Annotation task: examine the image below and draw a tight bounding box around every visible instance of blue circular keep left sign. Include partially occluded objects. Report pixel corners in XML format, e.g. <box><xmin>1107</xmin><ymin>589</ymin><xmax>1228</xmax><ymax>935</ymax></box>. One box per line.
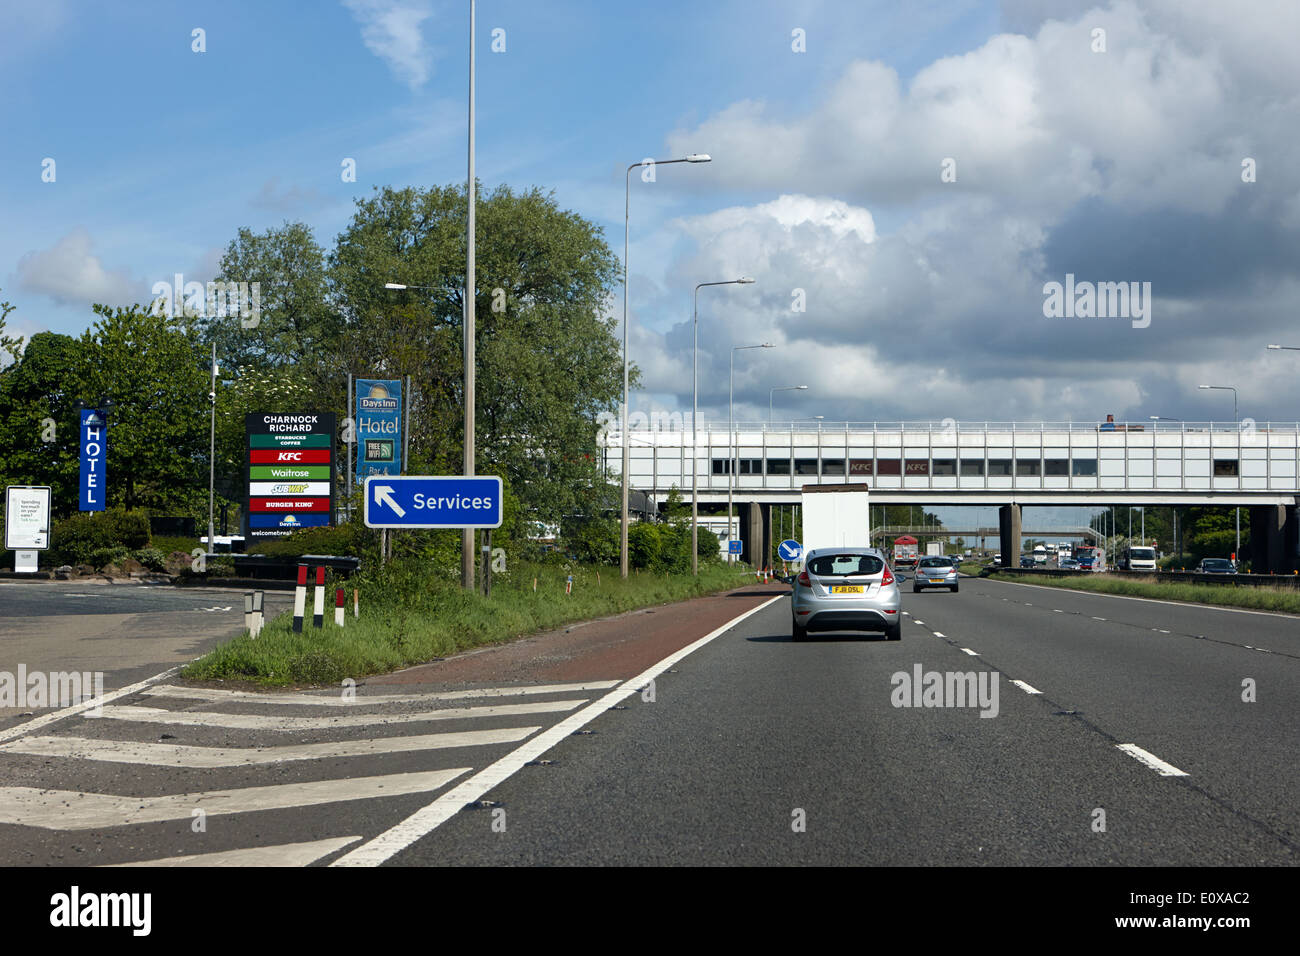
<box><xmin>778</xmin><ymin>539</ymin><xmax>802</xmax><ymax>560</ymax></box>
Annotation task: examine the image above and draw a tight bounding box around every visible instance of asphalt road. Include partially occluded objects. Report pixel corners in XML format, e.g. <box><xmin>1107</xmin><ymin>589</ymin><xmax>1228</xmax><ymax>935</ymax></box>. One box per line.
<box><xmin>0</xmin><ymin>581</ymin><xmax>294</xmax><ymax>727</ymax></box>
<box><xmin>0</xmin><ymin>576</ymin><xmax>1295</xmax><ymax>867</ymax></box>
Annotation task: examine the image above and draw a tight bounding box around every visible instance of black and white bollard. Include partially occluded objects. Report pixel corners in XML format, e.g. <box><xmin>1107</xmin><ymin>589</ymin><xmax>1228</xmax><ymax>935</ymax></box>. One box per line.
<box><xmin>312</xmin><ymin>566</ymin><xmax>325</xmax><ymax>628</ymax></box>
<box><xmin>244</xmin><ymin>592</ymin><xmax>254</xmax><ymax>635</ymax></box>
<box><xmin>292</xmin><ymin>564</ymin><xmax>307</xmax><ymax>632</ymax></box>
<box><xmin>252</xmin><ymin>590</ymin><xmax>264</xmax><ymax>638</ymax></box>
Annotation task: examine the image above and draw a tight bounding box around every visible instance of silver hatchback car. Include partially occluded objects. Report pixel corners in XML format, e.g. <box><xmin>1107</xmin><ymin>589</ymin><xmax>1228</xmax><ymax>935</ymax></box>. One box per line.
<box><xmin>791</xmin><ymin>547</ymin><xmax>902</xmax><ymax>641</ymax></box>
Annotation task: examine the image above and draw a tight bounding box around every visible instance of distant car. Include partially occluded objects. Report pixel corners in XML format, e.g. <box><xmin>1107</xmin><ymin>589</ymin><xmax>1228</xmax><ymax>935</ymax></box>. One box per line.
<box><xmin>914</xmin><ymin>556</ymin><xmax>959</xmax><ymax>593</ymax></box>
<box><xmin>1059</xmin><ymin>557</ymin><xmax>1080</xmax><ymax>571</ymax></box>
<box><xmin>1019</xmin><ymin>555</ymin><xmax>1035</xmax><ymax>568</ymax></box>
<box><xmin>1196</xmin><ymin>558</ymin><xmax>1237</xmax><ymax>574</ymax></box>
<box><xmin>992</xmin><ymin>553</ymin><xmax>1002</xmax><ymax>564</ymax></box>
<box><xmin>791</xmin><ymin>547</ymin><xmax>902</xmax><ymax>642</ymax></box>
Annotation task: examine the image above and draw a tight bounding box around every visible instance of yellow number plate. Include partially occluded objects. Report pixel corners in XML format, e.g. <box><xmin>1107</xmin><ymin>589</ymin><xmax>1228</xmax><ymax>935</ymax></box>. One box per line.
<box><xmin>829</xmin><ymin>585</ymin><xmax>864</xmax><ymax>594</ymax></box>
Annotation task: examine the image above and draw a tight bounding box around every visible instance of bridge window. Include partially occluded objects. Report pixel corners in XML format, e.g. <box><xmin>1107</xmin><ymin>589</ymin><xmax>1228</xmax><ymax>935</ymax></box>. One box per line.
<box><xmin>767</xmin><ymin>457</ymin><xmax>791</xmax><ymax>475</ymax></box>
<box><xmin>711</xmin><ymin>459</ymin><xmax>731</xmax><ymax>475</ymax></box>
<box><xmin>989</xmin><ymin>459</ymin><xmax>1013</xmax><ymax>476</ymax></box>
<box><xmin>960</xmin><ymin>459</ymin><xmax>984</xmax><ymax>476</ymax></box>
<box><xmin>1071</xmin><ymin>458</ymin><xmax>1097</xmax><ymax>476</ymax></box>
<box><xmin>822</xmin><ymin>458</ymin><xmax>845</xmax><ymax>475</ymax></box>
<box><xmin>876</xmin><ymin>458</ymin><xmax>901</xmax><ymax>476</ymax></box>
<box><xmin>933</xmin><ymin>459</ymin><xmax>957</xmax><ymax>476</ymax></box>
<box><xmin>1016</xmin><ymin>459</ymin><xmax>1041</xmax><ymax>476</ymax></box>
<box><xmin>795</xmin><ymin>458</ymin><xmax>819</xmax><ymax>475</ymax></box>
<box><xmin>1213</xmin><ymin>459</ymin><xmax>1239</xmax><ymax>476</ymax></box>
<box><xmin>739</xmin><ymin>458</ymin><xmax>762</xmax><ymax>475</ymax></box>
<box><xmin>1045</xmin><ymin>459</ymin><xmax>1069</xmax><ymax>476</ymax></box>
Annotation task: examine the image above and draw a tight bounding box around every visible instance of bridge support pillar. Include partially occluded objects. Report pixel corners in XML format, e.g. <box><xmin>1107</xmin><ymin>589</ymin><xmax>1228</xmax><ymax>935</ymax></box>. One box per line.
<box><xmin>743</xmin><ymin>501</ymin><xmax>766</xmax><ymax>567</ymax></box>
<box><xmin>998</xmin><ymin>504</ymin><xmax>1021</xmax><ymax>568</ymax></box>
<box><xmin>1249</xmin><ymin>504</ymin><xmax>1288</xmax><ymax>574</ymax></box>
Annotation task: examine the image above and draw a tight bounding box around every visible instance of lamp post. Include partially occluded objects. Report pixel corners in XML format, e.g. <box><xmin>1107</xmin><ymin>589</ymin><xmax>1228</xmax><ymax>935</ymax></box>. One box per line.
<box><xmin>621</xmin><ymin>153</ymin><xmax>712</xmax><ymax>578</ymax></box>
<box><xmin>769</xmin><ymin>384</ymin><xmax>808</xmax><ymax>423</ymax></box>
<box><xmin>465</xmin><ymin>0</ymin><xmax>477</xmax><ymax>590</ymax></box>
<box><xmin>729</xmin><ymin>343</ymin><xmax>774</xmax><ymax>560</ymax></box>
<box><xmin>1199</xmin><ymin>384</ymin><xmax>1239</xmax><ymax>558</ymax></box>
<box><xmin>208</xmin><ymin>343</ymin><xmax>218</xmax><ymax>551</ymax></box>
<box><xmin>691</xmin><ymin>276</ymin><xmax>754</xmax><ymax>575</ymax></box>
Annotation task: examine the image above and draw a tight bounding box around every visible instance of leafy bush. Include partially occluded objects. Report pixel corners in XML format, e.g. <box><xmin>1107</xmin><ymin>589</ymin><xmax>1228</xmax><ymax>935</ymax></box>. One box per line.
<box><xmin>133</xmin><ymin>547</ymin><xmax>167</xmax><ymax>571</ymax></box>
<box><xmin>248</xmin><ymin>523</ymin><xmax>371</xmax><ymax>559</ymax></box>
<box><xmin>88</xmin><ymin>546</ymin><xmax>129</xmax><ymax>570</ymax></box>
<box><xmin>567</xmin><ymin>517</ymin><xmax>618</xmax><ymax>565</ymax></box>
<box><xmin>49</xmin><ymin>509</ymin><xmax>151</xmax><ymax>565</ymax></box>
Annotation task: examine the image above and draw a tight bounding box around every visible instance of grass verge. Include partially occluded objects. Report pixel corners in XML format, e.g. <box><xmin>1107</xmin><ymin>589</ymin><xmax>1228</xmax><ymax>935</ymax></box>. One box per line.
<box><xmin>182</xmin><ymin>560</ymin><xmax>755</xmax><ymax>686</ymax></box>
<box><xmin>994</xmin><ymin>572</ymin><xmax>1300</xmax><ymax>614</ymax></box>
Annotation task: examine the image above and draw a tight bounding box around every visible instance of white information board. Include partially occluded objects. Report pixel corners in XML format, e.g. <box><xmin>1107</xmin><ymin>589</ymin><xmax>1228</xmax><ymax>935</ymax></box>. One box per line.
<box><xmin>5</xmin><ymin>485</ymin><xmax>51</xmax><ymax>551</ymax></box>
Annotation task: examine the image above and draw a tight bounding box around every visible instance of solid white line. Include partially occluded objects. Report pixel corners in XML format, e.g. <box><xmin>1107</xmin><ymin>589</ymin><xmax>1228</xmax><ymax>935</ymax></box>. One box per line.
<box><xmin>1010</xmin><ymin>680</ymin><xmax>1042</xmax><ymax>695</ymax></box>
<box><xmin>94</xmin><ymin>699</ymin><xmax>582</xmax><ymax>731</ymax></box>
<box><xmin>143</xmin><ymin>680</ymin><xmax>620</xmax><ymax>707</ymax></box>
<box><xmin>991</xmin><ymin>578</ymin><xmax>1300</xmax><ymax>621</ymax></box>
<box><xmin>105</xmin><ymin>836</ymin><xmax>362</xmax><ymax>867</ymax></box>
<box><xmin>0</xmin><ymin>726</ymin><xmax>539</xmax><ymax>767</ymax></box>
<box><xmin>960</xmin><ymin>648</ymin><xmax>979</xmax><ymax>656</ymax></box>
<box><xmin>1116</xmin><ymin>743</ymin><xmax>1189</xmax><ymax>777</ymax></box>
<box><xmin>0</xmin><ymin>768</ymin><xmax>470</xmax><ymax>830</ymax></box>
<box><xmin>331</xmin><ymin>593</ymin><xmax>785</xmax><ymax>867</ymax></box>
<box><xmin>0</xmin><ymin>666</ymin><xmax>182</xmax><ymax>745</ymax></box>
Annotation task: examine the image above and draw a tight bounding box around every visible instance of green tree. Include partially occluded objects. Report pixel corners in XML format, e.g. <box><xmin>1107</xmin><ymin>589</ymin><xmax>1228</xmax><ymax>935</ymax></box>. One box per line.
<box><xmin>196</xmin><ymin>222</ymin><xmax>337</xmax><ymax>383</ymax></box>
<box><xmin>0</xmin><ymin>289</ymin><xmax>23</xmax><ymax>367</ymax></box>
<box><xmin>0</xmin><ymin>332</ymin><xmax>89</xmax><ymax>513</ymax></box>
<box><xmin>78</xmin><ymin>304</ymin><xmax>208</xmax><ymax>512</ymax></box>
<box><xmin>329</xmin><ymin>183</ymin><xmax>625</xmax><ymax>524</ymax></box>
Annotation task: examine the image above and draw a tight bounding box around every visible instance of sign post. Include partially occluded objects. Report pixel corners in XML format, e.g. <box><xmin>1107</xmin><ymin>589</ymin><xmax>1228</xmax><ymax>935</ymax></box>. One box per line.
<box><xmin>5</xmin><ymin>485</ymin><xmax>51</xmax><ymax>573</ymax></box>
<box><xmin>79</xmin><ymin>410</ymin><xmax>107</xmax><ymax>512</ymax></box>
<box><xmin>355</xmin><ymin>379</ymin><xmax>403</xmax><ymax>479</ymax></box>
<box><xmin>363</xmin><ymin>476</ymin><xmax>502</xmax><ymax>530</ymax></box>
<box><xmin>245</xmin><ymin>412</ymin><xmax>337</xmax><ymax>541</ymax></box>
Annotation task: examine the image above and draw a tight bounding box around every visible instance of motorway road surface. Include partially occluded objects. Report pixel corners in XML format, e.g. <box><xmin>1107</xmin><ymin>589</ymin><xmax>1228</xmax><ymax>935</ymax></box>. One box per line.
<box><xmin>0</xmin><ymin>576</ymin><xmax>1295</xmax><ymax>866</ymax></box>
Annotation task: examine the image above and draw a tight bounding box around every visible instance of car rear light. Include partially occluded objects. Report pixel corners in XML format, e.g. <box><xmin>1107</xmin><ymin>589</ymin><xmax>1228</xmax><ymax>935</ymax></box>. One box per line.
<box><xmin>881</xmin><ymin>567</ymin><xmax>894</xmax><ymax>586</ymax></box>
<box><xmin>797</xmin><ymin>570</ymin><xmax>811</xmax><ymax>586</ymax></box>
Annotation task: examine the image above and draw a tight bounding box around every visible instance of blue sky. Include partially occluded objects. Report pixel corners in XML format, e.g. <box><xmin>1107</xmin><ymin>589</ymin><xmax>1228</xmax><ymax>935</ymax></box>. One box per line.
<box><xmin>5</xmin><ymin>0</ymin><xmax>1300</xmax><ymax>446</ymax></box>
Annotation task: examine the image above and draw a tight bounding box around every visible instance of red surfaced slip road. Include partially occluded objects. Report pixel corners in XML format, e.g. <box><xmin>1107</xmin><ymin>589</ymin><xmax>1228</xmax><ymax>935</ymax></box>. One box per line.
<box><xmin>365</xmin><ymin>583</ymin><xmax>786</xmax><ymax>687</ymax></box>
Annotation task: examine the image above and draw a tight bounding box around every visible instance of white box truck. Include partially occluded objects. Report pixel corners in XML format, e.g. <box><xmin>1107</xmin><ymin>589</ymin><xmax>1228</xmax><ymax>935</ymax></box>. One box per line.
<box><xmin>799</xmin><ymin>485</ymin><xmax>870</xmax><ymax>562</ymax></box>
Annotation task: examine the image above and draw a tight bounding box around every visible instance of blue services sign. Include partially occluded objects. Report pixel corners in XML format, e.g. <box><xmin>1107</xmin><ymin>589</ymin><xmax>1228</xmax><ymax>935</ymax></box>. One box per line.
<box><xmin>778</xmin><ymin>539</ymin><xmax>802</xmax><ymax>561</ymax></box>
<box><xmin>79</xmin><ymin>409</ymin><xmax>107</xmax><ymax>512</ymax></box>
<box><xmin>356</xmin><ymin>379</ymin><xmax>402</xmax><ymax>479</ymax></box>
<box><xmin>728</xmin><ymin>539</ymin><xmax>743</xmax><ymax>555</ymax></box>
<box><xmin>364</xmin><ymin>475</ymin><xmax>503</xmax><ymax>529</ymax></box>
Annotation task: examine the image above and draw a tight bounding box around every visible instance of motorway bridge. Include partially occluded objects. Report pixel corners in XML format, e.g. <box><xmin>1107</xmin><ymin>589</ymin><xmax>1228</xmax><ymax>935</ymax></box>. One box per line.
<box><xmin>604</xmin><ymin>420</ymin><xmax>1300</xmax><ymax>571</ymax></box>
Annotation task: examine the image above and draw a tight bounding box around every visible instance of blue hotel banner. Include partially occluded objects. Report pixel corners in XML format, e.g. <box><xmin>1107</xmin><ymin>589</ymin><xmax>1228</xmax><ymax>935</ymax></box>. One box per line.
<box><xmin>355</xmin><ymin>379</ymin><xmax>402</xmax><ymax>479</ymax></box>
<box><xmin>79</xmin><ymin>408</ymin><xmax>107</xmax><ymax>511</ymax></box>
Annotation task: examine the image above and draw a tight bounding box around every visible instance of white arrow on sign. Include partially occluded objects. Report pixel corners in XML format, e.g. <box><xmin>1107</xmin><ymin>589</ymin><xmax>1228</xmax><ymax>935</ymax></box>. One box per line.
<box><xmin>374</xmin><ymin>485</ymin><xmax>406</xmax><ymax>518</ymax></box>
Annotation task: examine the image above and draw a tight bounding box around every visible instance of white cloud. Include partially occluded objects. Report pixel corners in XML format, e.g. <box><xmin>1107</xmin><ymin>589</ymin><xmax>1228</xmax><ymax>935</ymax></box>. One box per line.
<box><xmin>342</xmin><ymin>0</ymin><xmax>435</xmax><ymax>89</ymax></box>
<box><xmin>632</xmin><ymin>1</ymin><xmax>1300</xmax><ymax>423</ymax></box>
<box><xmin>14</xmin><ymin>229</ymin><xmax>140</xmax><ymax>308</ymax></box>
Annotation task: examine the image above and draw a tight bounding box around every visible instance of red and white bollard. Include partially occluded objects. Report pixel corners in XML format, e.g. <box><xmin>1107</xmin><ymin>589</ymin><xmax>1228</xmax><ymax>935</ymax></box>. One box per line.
<box><xmin>292</xmin><ymin>565</ymin><xmax>307</xmax><ymax>632</ymax></box>
<box><xmin>353</xmin><ymin>588</ymin><xmax>359</xmax><ymax>618</ymax></box>
<box><xmin>335</xmin><ymin>588</ymin><xmax>345</xmax><ymax>627</ymax></box>
<box><xmin>312</xmin><ymin>566</ymin><xmax>325</xmax><ymax>628</ymax></box>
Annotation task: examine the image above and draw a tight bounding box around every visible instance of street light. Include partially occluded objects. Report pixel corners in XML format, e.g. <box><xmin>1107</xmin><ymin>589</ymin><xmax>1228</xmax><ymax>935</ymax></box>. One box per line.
<box><xmin>1199</xmin><ymin>383</ymin><xmax>1240</xmax><ymax>559</ymax></box>
<box><xmin>621</xmin><ymin>153</ymin><xmax>713</xmax><ymax>579</ymax></box>
<box><xmin>769</xmin><ymin>385</ymin><xmax>808</xmax><ymax>423</ymax></box>
<box><xmin>691</xmin><ymin>276</ymin><xmax>755</xmax><ymax>575</ymax></box>
<box><xmin>207</xmin><ymin>343</ymin><xmax>218</xmax><ymax>552</ymax></box>
<box><xmin>729</xmin><ymin>342</ymin><xmax>774</xmax><ymax>561</ymax></box>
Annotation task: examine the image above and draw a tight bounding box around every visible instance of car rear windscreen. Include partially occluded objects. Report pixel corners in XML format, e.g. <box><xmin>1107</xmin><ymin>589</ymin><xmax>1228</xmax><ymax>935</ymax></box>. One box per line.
<box><xmin>918</xmin><ymin>557</ymin><xmax>952</xmax><ymax>568</ymax></box>
<box><xmin>808</xmin><ymin>554</ymin><xmax>884</xmax><ymax>577</ymax></box>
